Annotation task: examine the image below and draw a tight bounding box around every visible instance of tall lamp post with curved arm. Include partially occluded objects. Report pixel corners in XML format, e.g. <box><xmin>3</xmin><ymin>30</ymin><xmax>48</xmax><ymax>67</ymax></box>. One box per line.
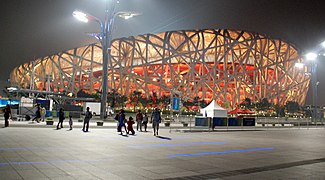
<box><xmin>296</xmin><ymin>42</ymin><xmax>325</xmax><ymax>124</ymax></box>
<box><xmin>73</xmin><ymin>0</ymin><xmax>140</xmax><ymax>119</ymax></box>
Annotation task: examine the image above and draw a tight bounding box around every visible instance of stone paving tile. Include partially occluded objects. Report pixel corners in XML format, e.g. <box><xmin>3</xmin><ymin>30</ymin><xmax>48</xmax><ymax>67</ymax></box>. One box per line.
<box><xmin>164</xmin><ymin>170</ymin><xmax>201</xmax><ymax>178</ymax></box>
<box><xmin>17</xmin><ymin>169</ymin><xmax>49</xmax><ymax>180</ymax></box>
<box><xmin>32</xmin><ymin>163</ymin><xmax>58</xmax><ymax>170</ymax></box>
<box><xmin>0</xmin><ymin>164</ymin><xmax>15</xmax><ymax>171</ymax></box>
<box><xmin>50</xmin><ymin>176</ymin><xmax>76</xmax><ymax>180</ymax></box>
<box><xmin>0</xmin><ymin>128</ymin><xmax>325</xmax><ymax>179</ymax></box>
<box><xmin>38</xmin><ymin>168</ymin><xmax>70</xmax><ymax>178</ymax></box>
<box><xmin>11</xmin><ymin>164</ymin><xmax>38</xmax><ymax>171</ymax></box>
<box><xmin>111</xmin><ymin>170</ymin><xmax>148</xmax><ymax>179</ymax></box>
<box><xmin>90</xmin><ymin>171</ymin><xmax>124</xmax><ymax>180</ymax></box>
<box><xmin>131</xmin><ymin>169</ymin><xmax>170</xmax><ymax>179</ymax></box>
<box><xmin>142</xmin><ymin>165</ymin><xmax>187</xmax><ymax>174</ymax></box>
<box><xmin>0</xmin><ymin>170</ymin><xmax>23</xmax><ymax>180</ymax></box>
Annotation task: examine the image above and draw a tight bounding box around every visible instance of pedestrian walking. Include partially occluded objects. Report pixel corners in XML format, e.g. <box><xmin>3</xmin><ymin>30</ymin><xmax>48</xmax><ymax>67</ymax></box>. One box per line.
<box><xmin>56</xmin><ymin>108</ymin><xmax>65</xmax><ymax>129</ymax></box>
<box><xmin>118</xmin><ymin>109</ymin><xmax>127</xmax><ymax>135</ymax></box>
<box><xmin>32</xmin><ymin>104</ymin><xmax>41</xmax><ymax>123</ymax></box>
<box><xmin>41</xmin><ymin>107</ymin><xmax>46</xmax><ymax>122</ymax></box>
<box><xmin>83</xmin><ymin>107</ymin><xmax>92</xmax><ymax>132</ymax></box>
<box><xmin>136</xmin><ymin>110</ymin><xmax>143</xmax><ymax>131</ymax></box>
<box><xmin>151</xmin><ymin>108</ymin><xmax>161</xmax><ymax>136</ymax></box>
<box><xmin>69</xmin><ymin>115</ymin><xmax>73</xmax><ymax>130</ymax></box>
<box><xmin>127</xmin><ymin>116</ymin><xmax>135</xmax><ymax>135</ymax></box>
<box><xmin>142</xmin><ymin>112</ymin><xmax>148</xmax><ymax>132</ymax></box>
<box><xmin>3</xmin><ymin>104</ymin><xmax>12</xmax><ymax>127</ymax></box>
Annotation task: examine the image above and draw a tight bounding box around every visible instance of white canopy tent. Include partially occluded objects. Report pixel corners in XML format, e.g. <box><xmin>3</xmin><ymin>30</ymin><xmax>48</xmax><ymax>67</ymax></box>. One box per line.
<box><xmin>200</xmin><ymin>100</ymin><xmax>227</xmax><ymax>118</ymax></box>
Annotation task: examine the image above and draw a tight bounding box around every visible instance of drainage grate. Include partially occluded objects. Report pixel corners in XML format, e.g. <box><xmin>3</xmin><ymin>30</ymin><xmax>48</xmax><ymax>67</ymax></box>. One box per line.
<box><xmin>160</xmin><ymin>158</ymin><xmax>325</xmax><ymax>179</ymax></box>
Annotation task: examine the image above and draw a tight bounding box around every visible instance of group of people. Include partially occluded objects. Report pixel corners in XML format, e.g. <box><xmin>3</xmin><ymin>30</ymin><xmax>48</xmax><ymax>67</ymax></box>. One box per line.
<box><xmin>57</xmin><ymin>107</ymin><xmax>91</xmax><ymax>132</ymax></box>
<box><xmin>115</xmin><ymin>108</ymin><xmax>162</xmax><ymax>136</ymax></box>
<box><xmin>32</xmin><ymin>103</ymin><xmax>46</xmax><ymax>123</ymax></box>
<box><xmin>2</xmin><ymin>103</ymin><xmax>46</xmax><ymax>127</ymax></box>
<box><xmin>56</xmin><ymin>108</ymin><xmax>74</xmax><ymax>131</ymax></box>
<box><xmin>3</xmin><ymin>104</ymin><xmax>162</xmax><ymax>136</ymax></box>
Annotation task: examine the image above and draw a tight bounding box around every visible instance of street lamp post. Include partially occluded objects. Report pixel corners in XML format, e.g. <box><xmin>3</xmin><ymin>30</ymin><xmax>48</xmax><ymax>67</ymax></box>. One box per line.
<box><xmin>73</xmin><ymin>1</ymin><xmax>140</xmax><ymax>119</ymax></box>
<box><xmin>305</xmin><ymin>52</ymin><xmax>318</xmax><ymax>123</ymax></box>
<box><xmin>296</xmin><ymin>52</ymin><xmax>319</xmax><ymax>123</ymax></box>
<box><xmin>311</xmin><ymin>61</ymin><xmax>318</xmax><ymax>124</ymax></box>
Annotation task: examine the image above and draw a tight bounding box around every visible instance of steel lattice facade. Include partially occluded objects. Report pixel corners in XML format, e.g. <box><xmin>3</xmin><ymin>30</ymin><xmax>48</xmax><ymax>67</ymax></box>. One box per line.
<box><xmin>10</xmin><ymin>29</ymin><xmax>310</xmax><ymax>107</ymax></box>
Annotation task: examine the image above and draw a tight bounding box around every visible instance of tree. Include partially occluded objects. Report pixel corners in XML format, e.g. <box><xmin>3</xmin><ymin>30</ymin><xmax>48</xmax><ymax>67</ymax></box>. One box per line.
<box><xmin>193</xmin><ymin>96</ymin><xmax>199</xmax><ymax>106</ymax></box>
<box><xmin>240</xmin><ymin>98</ymin><xmax>253</xmax><ymax>109</ymax></box>
<box><xmin>115</xmin><ymin>94</ymin><xmax>128</xmax><ymax>109</ymax></box>
<box><xmin>285</xmin><ymin>101</ymin><xmax>300</xmax><ymax>113</ymax></box>
<box><xmin>129</xmin><ymin>91</ymin><xmax>143</xmax><ymax>111</ymax></box>
<box><xmin>199</xmin><ymin>100</ymin><xmax>208</xmax><ymax>108</ymax></box>
<box><xmin>159</xmin><ymin>95</ymin><xmax>170</xmax><ymax>110</ymax></box>
<box><xmin>107</xmin><ymin>89</ymin><xmax>118</xmax><ymax>108</ymax></box>
<box><xmin>256</xmin><ymin>98</ymin><xmax>271</xmax><ymax>111</ymax></box>
<box><xmin>273</xmin><ymin>103</ymin><xmax>285</xmax><ymax>117</ymax></box>
<box><xmin>152</xmin><ymin>91</ymin><xmax>158</xmax><ymax>105</ymax></box>
<box><xmin>77</xmin><ymin>89</ymin><xmax>95</xmax><ymax>98</ymax></box>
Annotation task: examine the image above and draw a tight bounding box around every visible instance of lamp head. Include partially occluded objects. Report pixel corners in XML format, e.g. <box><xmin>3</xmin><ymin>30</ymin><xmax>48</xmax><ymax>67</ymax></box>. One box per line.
<box><xmin>73</xmin><ymin>10</ymin><xmax>89</xmax><ymax>23</ymax></box>
<box><xmin>117</xmin><ymin>11</ymin><xmax>141</xmax><ymax>20</ymax></box>
<box><xmin>321</xmin><ymin>41</ymin><xmax>325</xmax><ymax>48</ymax></box>
<box><xmin>305</xmin><ymin>52</ymin><xmax>317</xmax><ymax>61</ymax></box>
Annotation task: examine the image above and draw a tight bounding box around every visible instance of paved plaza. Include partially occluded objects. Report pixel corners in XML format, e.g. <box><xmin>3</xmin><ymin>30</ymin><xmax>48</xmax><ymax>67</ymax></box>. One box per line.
<box><xmin>0</xmin><ymin>125</ymin><xmax>324</xmax><ymax>179</ymax></box>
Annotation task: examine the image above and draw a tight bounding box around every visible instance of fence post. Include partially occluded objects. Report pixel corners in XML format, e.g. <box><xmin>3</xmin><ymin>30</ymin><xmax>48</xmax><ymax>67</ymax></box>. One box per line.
<box><xmin>190</xmin><ymin>115</ymin><xmax>192</xmax><ymax>132</ymax></box>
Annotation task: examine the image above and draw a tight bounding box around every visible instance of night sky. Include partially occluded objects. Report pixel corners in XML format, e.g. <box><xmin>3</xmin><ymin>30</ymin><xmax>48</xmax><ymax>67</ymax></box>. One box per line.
<box><xmin>1</xmin><ymin>0</ymin><xmax>325</xmax><ymax>105</ymax></box>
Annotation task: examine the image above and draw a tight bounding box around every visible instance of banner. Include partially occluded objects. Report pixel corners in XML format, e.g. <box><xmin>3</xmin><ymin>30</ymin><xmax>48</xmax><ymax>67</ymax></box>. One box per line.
<box><xmin>173</xmin><ymin>97</ymin><xmax>180</xmax><ymax>110</ymax></box>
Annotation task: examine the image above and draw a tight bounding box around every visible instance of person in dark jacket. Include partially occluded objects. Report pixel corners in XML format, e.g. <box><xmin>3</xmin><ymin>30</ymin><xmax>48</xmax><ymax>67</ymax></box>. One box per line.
<box><xmin>83</xmin><ymin>107</ymin><xmax>92</xmax><ymax>132</ymax></box>
<box><xmin>142</xmin><ymin>113</ymin><xmax>148</xmax><ymax>132</ymax></box>
<box><xmin>4</xmin><ymin>104</ymin><xmax>12</xmax><ymax>127</ymax></box>
<box><xmin>32</xmin><ymin>104</ymin><xmax>41</xmax><ymax>123</ymax></box>
<box><xmin>56</xmin><ymin>108</ymin><xmax>65</xmax><ymax>129</ymax></box>
<box><xmin>127</xmin><ymin>116</ymin><xmax>135</xmax><ymax>135</ymax></box>
<box><xmin>136</xmin><ymin>110</ymin><xmax>143</xmax><ymax>131</ymax></box>
<box><xmin>118</xmin><ymin>109</ymin><xmax>127</xmax><ymax>135</ymax></box>
<box><xmin>151</xmin><ymin>108</ymin><xmax>161</xmax><ymax>136</ymax></box>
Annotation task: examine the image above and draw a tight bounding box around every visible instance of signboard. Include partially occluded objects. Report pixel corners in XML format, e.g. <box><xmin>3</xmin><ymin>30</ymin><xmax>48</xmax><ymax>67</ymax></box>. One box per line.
<box><xmin>173</xmin><ymin>97</ymin><xmax>180</xmax><ymax>110</ymax></box>
<box><xmin>0</xmin><ymin>99</ymin><xmax>19</xmax><ymax>107</ymax></box>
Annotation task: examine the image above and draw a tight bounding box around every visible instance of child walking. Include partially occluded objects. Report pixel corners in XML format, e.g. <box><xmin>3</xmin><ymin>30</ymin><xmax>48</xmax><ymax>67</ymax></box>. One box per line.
<box><xmin>127</xmin><ymin>116</ymin><xmax>135</xmax><ymax>135</ymax></box>
<box><xmin>69</xmin><ymin>115</ymin><xmax>73</xmax><ymax>130</ymax></box>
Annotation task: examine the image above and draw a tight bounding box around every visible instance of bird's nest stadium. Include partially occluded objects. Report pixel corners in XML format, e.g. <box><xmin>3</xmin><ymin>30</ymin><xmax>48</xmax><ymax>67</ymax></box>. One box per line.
<box><xmin>10</xmin><ymin>29</ymin><xmax>310</xmax><ymax>108</ymax></box>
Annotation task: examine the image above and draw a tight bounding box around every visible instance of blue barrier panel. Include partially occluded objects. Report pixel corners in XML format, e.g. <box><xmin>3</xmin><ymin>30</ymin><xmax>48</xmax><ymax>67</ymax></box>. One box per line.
<box><xmin>195</xmin><ymin>117</ymin><xmax>208</xmax><ymax>126</ymax></box>
<box><xmin>213</xmin><ymin>117</ymin><xmax>227</xmax><ymax>126</ymax></box>
<box><xmin>228</xmin><ymin>118</ymin><xmax>239</xmax><ymax>126</ymax></box>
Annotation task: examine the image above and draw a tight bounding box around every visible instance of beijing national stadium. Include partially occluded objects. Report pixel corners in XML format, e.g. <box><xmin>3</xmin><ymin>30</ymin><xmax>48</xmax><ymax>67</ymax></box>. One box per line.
<box><xmin>9</xmin><ymin>29</ymin><xmax>310</xmax><ymax>108</ymax></box>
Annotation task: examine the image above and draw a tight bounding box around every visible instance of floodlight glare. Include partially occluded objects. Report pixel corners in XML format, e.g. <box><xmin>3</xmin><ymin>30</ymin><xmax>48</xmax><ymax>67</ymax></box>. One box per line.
<box><xmin>117</xmin><ymin>12</ymin><xmax>141</xmax><ymax>20</ymax></box>
<box><xmin>321</xmin><ymin>41</ymin><xmax>325</xmax><ymax>48</ymax></box>
<box><xmin>305</xmin><ymin>52</ymin><xmax>317</xmax><ymax>61</ymax></box>
<box><xmin>73</xmin><ymin>11</ymin><xmax>89</xmax><ymax>23</ymax></box>
<box><xmin>295</xmin><ymin>62</ymin><xmax>304</xmax><ymax>69</ymax></box>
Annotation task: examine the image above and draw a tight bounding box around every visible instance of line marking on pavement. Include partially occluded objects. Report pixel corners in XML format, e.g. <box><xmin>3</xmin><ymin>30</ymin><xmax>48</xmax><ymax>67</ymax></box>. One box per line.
<box><xmin>96</xmin><ymin>136</ymin><xmax>188</xmax><ymax>141</ymax></box>
<box><xmin>0</xmin><ymin>159</ymin><xmax>107</xmax><ymax>166</ymax></box>
<box><xmin>129</xmin><ymin>142</ymin><xmax>225</xmax><ymax>148</ymax></box>
<box><xmin>168</xmin><ymin>147</ymin><xmax>274</xmax><ymax>158</ymax></box>
<box><xmin>0</xmin><ymin>147</ymin><xmax>59</xmax><ymax>151</ymax></box>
